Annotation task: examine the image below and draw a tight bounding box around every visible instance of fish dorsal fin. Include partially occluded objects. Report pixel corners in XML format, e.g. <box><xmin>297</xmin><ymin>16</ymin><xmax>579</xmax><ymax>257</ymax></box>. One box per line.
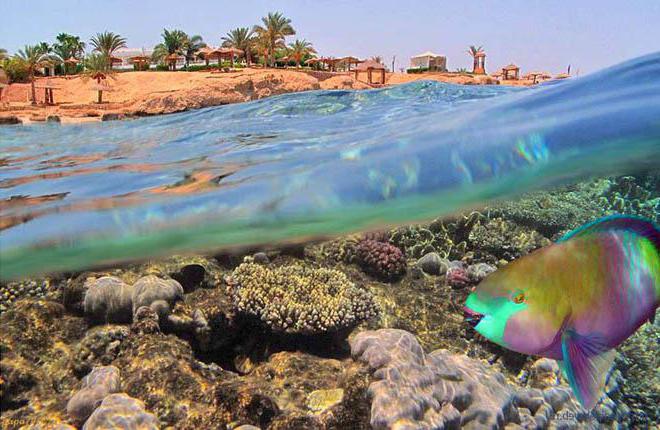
<box><xmin>558</xmin><ymin>215</ymin><xmax>660</xmax><ymax>249</ymax></box>
<box><xmin>560</xmin><ymin>329</ymin><xmax>616</xmax><ymax>410</ymax></box>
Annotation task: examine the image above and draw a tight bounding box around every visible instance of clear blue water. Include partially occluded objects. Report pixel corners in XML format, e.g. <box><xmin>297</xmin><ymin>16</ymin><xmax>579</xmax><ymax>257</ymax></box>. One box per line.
<box><xmin>1</xmin><ymin>53</ymin><xmax>659</xmax><ymax>279</ymax></box>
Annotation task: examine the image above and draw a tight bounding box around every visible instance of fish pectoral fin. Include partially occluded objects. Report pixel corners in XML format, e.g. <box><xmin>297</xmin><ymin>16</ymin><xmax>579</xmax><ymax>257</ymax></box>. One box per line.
<box><xmin>560</xmin><ymin>329</ymin><xmax>616</xmax><ymax>410</ymax></box>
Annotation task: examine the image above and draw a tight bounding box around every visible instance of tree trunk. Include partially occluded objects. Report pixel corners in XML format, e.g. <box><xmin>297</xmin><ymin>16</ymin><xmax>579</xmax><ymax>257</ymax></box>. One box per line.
<box><xmin>30</xmin><ymin>75</ymin><xmax>37</xmax><ymax>105</ymax></box>
<box><xmin>97</xmin><ymin>90</ymin><xmax>103</xmax><ymax>104</ymax></box>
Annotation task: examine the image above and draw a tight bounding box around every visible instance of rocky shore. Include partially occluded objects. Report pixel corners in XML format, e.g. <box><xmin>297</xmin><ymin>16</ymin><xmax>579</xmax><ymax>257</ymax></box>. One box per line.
<box><xmin>1</xmin><ymin>174</ymin><xmax>658</xmax><ymax>429</ymax></box>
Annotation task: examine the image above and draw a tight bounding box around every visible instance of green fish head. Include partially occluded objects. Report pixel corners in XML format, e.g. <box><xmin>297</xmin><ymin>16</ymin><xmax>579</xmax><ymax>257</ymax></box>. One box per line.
<box><xmin>464</xmin><ymin>264</ymin><xmax>560</xmax><ymax>356</ymax></box>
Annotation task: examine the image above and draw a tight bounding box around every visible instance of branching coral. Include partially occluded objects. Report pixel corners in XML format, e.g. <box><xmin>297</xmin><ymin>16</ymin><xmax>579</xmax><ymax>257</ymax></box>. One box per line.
<box><xmin>230</xmin><ymin>262</ymin><xmax>378</xmax><ymax>334</ymax></box>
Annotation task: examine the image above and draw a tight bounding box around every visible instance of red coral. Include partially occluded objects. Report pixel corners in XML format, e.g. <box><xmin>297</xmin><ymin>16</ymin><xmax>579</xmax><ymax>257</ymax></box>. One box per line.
<box><xmin>446</xmin><ymin>264</ymin><xmax>470</xmax><ymax>288</ymax></box>
<box><xmin>356</xmin><ymin>239</ymin><xmax>407</xmax><ymax>281</ymax></box>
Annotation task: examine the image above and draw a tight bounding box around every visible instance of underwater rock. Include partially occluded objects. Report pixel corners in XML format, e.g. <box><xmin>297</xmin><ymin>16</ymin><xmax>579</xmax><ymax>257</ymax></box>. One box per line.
<box><xmin>466</xmin><ymin>262</ymin><xmax>497</xmax><ymax>283</ymax></box>
<box><xmin>113</xmin><ymin>331</ymin><xmax>231</xmax><ymax>427</ymax></box>
<box><xmin>131</xmin><ymin>275</ymin><xmax>184</xmax><ymax>319</ymax></box>
<box><xmin>134</xmin><ymin>255</ymin><xmax>225</xmax><ymax>292</ymax></box>
<box><xmin>252</xmin><ymin>252</ymin><xmax>270</xmax><ymax>265</ymax></box>
<box><xmin>355</xmin><ymin>239</ymin><xmax>407</xmax><ymax>281</ymax></box>
<box><xmin>71</xmin><ymin>325</ymin><xmax>130</xmax><ymax>377</ymax></box>
<box><xmin>229</xmin><ymin>262</ymin><xmax>378</xmax><ymax>335</ymax></box>
<box><xmin>0</xmin><ymin>115</ymin><xmax>21</xmax><ymax>125</ymax></box>
<box><xmin>130</xmin><ymin>306</ymin><xmax>161</xmax><ymax>336</ymax></box>
<box><xmin>416</xmin><ymin>252</ymin><xmax>449</xmax><ymax>276</ymax></box>
<box><xmin>468</xmin><ymin>217</ymin><xmax>550</xmax><ymax>261</ymax></box>
<box><xmin>82</xmin><ymin>393</ymin><xmax>159</xmax><ymax>430</ymax></box>
<box><xmin>528</xmin><ymin>358</ymin><xmax>560</xmax><ymax>389</ymax></box>
<box><xmin>306</xmin><ymin>388</ymin><xmax>345</xmax><ymax>414</ymax></box>
<box><xmin>67</xmin><ymin>365</ymin><xmax>121</xmax><ymax>424</ymax></box>
<box><xmin>83</xmin><ymin>276</ymin><xmax>134</xmax><ymax>324</ymax></box>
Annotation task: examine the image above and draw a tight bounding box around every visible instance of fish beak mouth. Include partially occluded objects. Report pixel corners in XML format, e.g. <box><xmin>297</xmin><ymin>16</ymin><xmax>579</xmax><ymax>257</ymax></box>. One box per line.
<box><xmin>463</xmin><ymin>306</ymin><xmax>484</xmax><ymax>328</ymax></box>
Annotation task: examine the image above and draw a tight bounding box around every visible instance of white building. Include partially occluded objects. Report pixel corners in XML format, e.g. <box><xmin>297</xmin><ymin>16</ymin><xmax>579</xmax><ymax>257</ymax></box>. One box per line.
<box><xmin>410</xmin><ymin>51</ymin><xmax>447</xmax><ymax>72</ymax></box>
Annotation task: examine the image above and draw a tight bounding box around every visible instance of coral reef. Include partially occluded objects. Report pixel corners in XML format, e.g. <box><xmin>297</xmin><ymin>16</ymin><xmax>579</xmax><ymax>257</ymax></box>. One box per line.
<box><xmin>445</xmin><ymin>261</ymin><xmax>471</xmax><ymax>288</ymax></box>
<box><xmin>82</xmin><ymin>393</ymin><xmax>159</xmax><ymax>430</ymax></box>
<box><xmin>355</xmin><ymin>239</ymin><xmax>407</xmax><ymax>281</ymax></box>
<box><xmin>0</xmin><ymin>278</ymin><xmax>61</xmax><ymax>313</ymax></box>
<box><xmin>67</xmin><ymin>366</ymin><xmax>121</xmax><ymax>424</ymax></box>
<box><xmin>83</xmin><ymin>276</ymin><xmax>134</xmax><ymax>324</ymax></box>
<box><xmin>131</xmin><ymin>275</ymin><xmax>184</xmax><ymax>318</ymax></box>
<box><xmin>468</xmin><ymin>217</ymin><xmax>550</xmax><ymax>261</ymax></box>
<box><xmin>416</xmin><ymin>252</ymin><xmax>449</xmax><ymax>276</ymax></box>
<box><xmin>350</xmin><ymin>329</ymin><xmax>614</xmax><ymax>429</ymax></box>
<box><xmin>230</xmin><ymin>262</ymin><xmax>378</xmax><ymax>334</ymax></box>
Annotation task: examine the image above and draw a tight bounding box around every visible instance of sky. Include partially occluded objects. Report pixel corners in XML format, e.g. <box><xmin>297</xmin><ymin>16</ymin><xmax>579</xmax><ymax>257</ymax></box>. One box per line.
<box><xmin>2</xmin><ymin>0</ymin><xmax>659</xmax><ymax>75</ymax></box>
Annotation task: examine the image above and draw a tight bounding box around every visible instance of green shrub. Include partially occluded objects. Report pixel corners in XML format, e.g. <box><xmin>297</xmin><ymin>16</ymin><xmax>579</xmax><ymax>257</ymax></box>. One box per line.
<box><xmin>407</xmin><ymin>67</ymin><xmax>428</xmax><ymax>74</ymax></box>
<box><xmin>155</xmin><ymin>63</ymin><xmax>169</xmax><ymax>71</ymax></box>
<box><xmin>3</xmin><ymin>58</ymin><xmax>30</xmax><ymax>83</ymax></box>
<box><xmin>183</xmin><ymin>64</ymin><xmax>215</xmax><ymax>72</ymax></box>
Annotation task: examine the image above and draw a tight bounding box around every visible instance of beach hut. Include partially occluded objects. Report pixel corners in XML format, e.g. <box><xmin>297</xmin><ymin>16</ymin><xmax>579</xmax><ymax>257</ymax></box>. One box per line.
<box><xmin>410</xmin><ymin>51</ymin><xmax>447</xmax><ymax>72</ymax></box>
<box><xmin>165</xmin><ymin>53</ymin><xmax>182</xmax><ymax>71</ymax></box>
<box><xmin>473</xmin><ymin>52</ymin><xmax>486</xmax><ymax>74</ymax></box>
<box><xmin>501</xmin><ymin>64</ymin><xmax>520</xmax><ymax>80</ymax></box>
<box><xmin>338</xmin><ymin>56</ymin><xmax>362</xmax><ymax>72</ymax></box>
<box><xmin>109</xmin><ymin>56</ymin><xmax>123</xmax><ymax>69</ymax></box>
<box><xmin>129</xmin><ymin>55</ymin><xmax>151</xmax><ymax>71</ymax></box>
<box><xmin>355</xmin><ymin>60</ymin><xmax>386</xmax><ymax>85</ymax></box>
<box><xmin>219</xmin><ymin>47</ymin><xmax>244</xmax><ymax>67</ymax></box>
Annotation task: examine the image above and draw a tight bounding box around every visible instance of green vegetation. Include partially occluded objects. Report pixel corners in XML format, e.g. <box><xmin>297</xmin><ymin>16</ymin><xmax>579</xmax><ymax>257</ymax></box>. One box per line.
<box><xmin>152</xmin><ymin>29</ymin><xmax>187</xmax><ymax>69</ymax></box>
<box><xmin>287</xmin><ymin>39</ymin><xmax>316</xmax><ymax>67</ymax></box>
<box><xmin>467</xmin><ymin>45</ymin><xmax>484</xmax><ymax>73</ymax></box>
<box><xmin>222</xmin><ymin>27</ymin><xmax>255</xmax><ymax>65</ymax></box>
<box><xmin>14</xmin><ymin>45</ymin><xmax>61</xmax><ymax>104</ymax></box>
<box><xmin>90</xmin><ymin>32</ymin><xmax>127</xmax><ymax>65</ymax></box>
<box><xmin>253</xmin><ymin>12</ymin><xmax>296</xmax><ymax>67</ymax></box>
<box><xmin>407</xmin><ymin>67</ymin><xmax>428</xmax><ymax>74</ymax></box>
<box><xmin>183</xmin><ymin>34</ymin><xmax>206</xmax><ymax>67</ymax></box>
<box><xmin>53</xmin><ymin>33</ymin><xmax>85</xmax><ymax>74</ymax></box>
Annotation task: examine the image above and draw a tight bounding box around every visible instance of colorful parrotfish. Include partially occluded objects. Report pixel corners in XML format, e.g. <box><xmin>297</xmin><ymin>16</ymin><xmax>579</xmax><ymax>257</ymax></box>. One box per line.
<box><xmin>464</xmin><ymin>215</ymin><xmax>659</xmax><ymax>409</ymax></box>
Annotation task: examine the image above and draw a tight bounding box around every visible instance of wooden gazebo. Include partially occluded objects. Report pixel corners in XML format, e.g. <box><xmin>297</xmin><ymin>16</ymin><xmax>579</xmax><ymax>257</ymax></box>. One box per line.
<box><xmin>339</xmin><ymin>56</ymin><xmax>362</xmax><ymax>71</ymax></box>
<box><xmin>109</xmin><ymin>56</ymin><xmax>123</xmax><ymax>68</ymax></box>
<box><xmin>129</xmin><ymin>55</ymin><xmax>151</xmax><ymax>70</ymax></box>
<box><xmin>501</xmin><ymin>64</ymin><xmax>520</xmax><ymax>80</ymax></box>
<box><xmin>165</xmin><ymin>53</ymin><xmax>182</xmax><ymax>71</ymax></box>
<box><xmin>199</xmin><ymin>47</ymin><xmax>244</xmax><ymax>68</ymax></box>
<box><xmin>355</xmin><ymin>60</ymin><xmax>386</xmax><ymax>85</ymax></box>
<box><xmin>473</xmin><ymin>52</ymin><xmax>486</xmax><ymax>74</ymax></box>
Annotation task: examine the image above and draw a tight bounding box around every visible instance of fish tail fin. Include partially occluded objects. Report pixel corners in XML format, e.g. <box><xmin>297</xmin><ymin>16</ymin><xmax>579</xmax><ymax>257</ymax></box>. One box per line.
<box><xmin>560</xmin><ymin>329</ymin><xmax>616</xmax><ymax>410</ymax></box>
<box><xmin>558</xmin><ymin>215</ymin><xmax>659</xmax><ymax>250</ymax></box>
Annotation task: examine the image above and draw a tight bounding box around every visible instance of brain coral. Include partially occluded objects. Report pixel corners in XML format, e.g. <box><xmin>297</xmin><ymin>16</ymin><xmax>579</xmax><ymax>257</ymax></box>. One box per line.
<box><xmin>82</xmin><ymin>393</ymin><xmax>159</xmax><ymax>430</ymax></box>
<box><xmin>83</xmin><ymin>277</ymin><xmax>134</xmax><ymax>324</ymax></box>
<box><xmin>67</xmin><ymin>366</ymin><xmax>121</xmax><ymax>424</ymax></box>
<box><xmin>350</xmin><ymin>329</ymin><xmax>599</xmax><ymax>429</ymax></box>
<box><xmin>131</xmin><ymin>275</ymin><xmax>184</xmax><ymax>318</ymax></box>
<box><xmin>230</xmin><ymin>262</ymin><xmax>378</xmax><ymax>334</ymax></box>
<box><xmin>355</xmin><ymin>239</ymin><xmax>407</xmax><ymax>281</ymax></box>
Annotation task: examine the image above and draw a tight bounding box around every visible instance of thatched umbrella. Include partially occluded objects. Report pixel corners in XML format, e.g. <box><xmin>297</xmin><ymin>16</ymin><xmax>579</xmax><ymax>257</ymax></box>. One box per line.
<box><xmin>35</xmin><ymin>80</ymin><xmax>62</xmax><ymax>105</ymax></box>
<box><xmin>90</xmin><ymin>82</ymin><xmax>114</xmax><ymax>104</ymax></box>
<box><xmin>129</xmin><ymin>55</ymin><xmax>151</xmax><ymax>70</ymax></box>
<box><xmin>355</xmin><ymin>59</ymin><xmax>386</xmax><ymax>84</ymax></box>
<box><xmin>339</xmin><ymin>56</ymin><xmax>362</xmax><ymax>71</ymax></box>
<box><xmin>165</xmin><ymin>53</ymin><xmax>181</xmax><ymax>71</ymax></box>
<box><xmin>218</xmin><ymin>47</ymin><xmax>244</xmax><ymax>68</ymax></box>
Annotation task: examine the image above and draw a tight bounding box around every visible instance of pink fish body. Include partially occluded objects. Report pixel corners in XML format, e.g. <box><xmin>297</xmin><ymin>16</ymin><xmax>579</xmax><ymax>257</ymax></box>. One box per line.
<box><xmin>465</xmin><ymin>215</ymin><xmax>659</xmax><ymax>409</ymax></box>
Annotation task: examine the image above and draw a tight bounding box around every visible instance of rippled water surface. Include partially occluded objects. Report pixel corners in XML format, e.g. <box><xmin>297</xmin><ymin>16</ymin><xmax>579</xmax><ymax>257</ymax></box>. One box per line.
<box><xmin>1</xmin><ymin>53</ymin><xmax>660</xmax><ymax>278</ymax></box>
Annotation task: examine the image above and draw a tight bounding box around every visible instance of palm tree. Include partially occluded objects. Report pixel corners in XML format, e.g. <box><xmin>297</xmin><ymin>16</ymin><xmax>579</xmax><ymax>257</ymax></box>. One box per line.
<box><xmin>82</xmin><ymin>53</ymin><xmax>115</xmax><ymax>103</ymax></box>
<box><xmin>253</xmin><ymin>12</ymin><xmax>295</xmax><ymax>67</ymax></box>
<box><xmin>53</xmin><ymin>33</ymin><xmax>86</xmax><ymax>74</ymax></box>
<box><xmin>152</xmin><ymin>29</ymin><xmax>187</xmax><ymax>70</ymax></box>
<box><xmin>15</xmin><ymin>45</ymin><xmax>61</xmax><ymax>104</ymax></box>
<box><xmin>287</xmin><ymin>39</ymin><xmax>316</xmax><ymax>68</ymax></box>
<box><xmin>222</xmin><ymin>27</ymin><xmax>255</xmax><ymax>66</ymax></box>
<box><xmin>90</xmin><ymin>31</ymin><xmax>127</xmax><ymax>66</ymax></box>
<box><xmin>467</xmin><ymin>45</ymin><xmax>484</xmax><ymax>73</ymax></box>
<box><xmin>183</xmin><ymin>34</ymin><xmax>206</xmax><ymax>67</ymax></box>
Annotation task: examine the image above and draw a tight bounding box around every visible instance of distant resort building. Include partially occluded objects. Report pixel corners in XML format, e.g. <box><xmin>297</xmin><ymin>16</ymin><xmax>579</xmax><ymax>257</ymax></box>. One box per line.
<box><xmin>113</xmin><ymin>48</ymin><xmax>154</xmax><ymax>68</ymax></box>
<box><xmin>409</xmin><ymin>51</ymin><xmax>447</xmax><ymax>72</ymax></box>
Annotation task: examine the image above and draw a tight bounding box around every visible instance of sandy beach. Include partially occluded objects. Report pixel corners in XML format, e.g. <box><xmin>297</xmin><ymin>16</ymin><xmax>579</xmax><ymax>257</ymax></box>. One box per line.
<box><xmin>0</xmin><ymin>68</ymin><xmax>537</xmax><ymax>124</ymax></box>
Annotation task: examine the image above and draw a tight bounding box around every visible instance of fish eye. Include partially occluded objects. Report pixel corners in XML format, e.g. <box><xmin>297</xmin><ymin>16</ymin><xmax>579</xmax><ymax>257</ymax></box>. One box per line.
<box><xmin>512</xmin><ymin>292</ymin><xmax>525</xmax><ymax>304</ymax></box>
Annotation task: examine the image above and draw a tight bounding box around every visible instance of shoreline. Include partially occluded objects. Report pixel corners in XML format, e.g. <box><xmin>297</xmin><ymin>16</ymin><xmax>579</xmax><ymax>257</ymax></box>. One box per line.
<box><xmin>0</xmin><ymin>68</ymin><xmax>536</xmax><ymax>125</ymax></box>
